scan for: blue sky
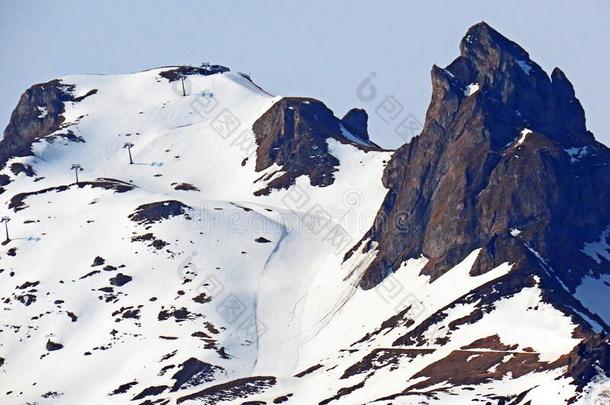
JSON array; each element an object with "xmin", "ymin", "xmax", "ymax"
[{"xmin": 1, "ymin": 0, "xmax": 609, "ymax": 148}]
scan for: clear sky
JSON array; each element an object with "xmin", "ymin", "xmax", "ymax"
[{"xmin": 1, "ymin": 0, "xmax": 609, "ymax": 148}]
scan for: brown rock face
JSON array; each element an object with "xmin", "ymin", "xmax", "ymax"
[
  {"xmin": 354, "ymin": 22, "xmax": 610, "ymax": 290},
  {"xmin": 0, "ymin": 80, "xmax": 96, "ymax": 169},
  {"xmin": 567, "ymin": 334, "xmax": 610, "ymax": 386},
  {"xmin": 252, "ymin": 97, "xmax": 378, "ymax": 195},
  {"xmin": 252, "ymin": 98, "xmax": 340, "ymax": 195}
]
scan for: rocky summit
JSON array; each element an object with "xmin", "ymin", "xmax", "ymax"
[{"xmin": 0, "ymin": 22, "xmax": 609, "ymax": 404}]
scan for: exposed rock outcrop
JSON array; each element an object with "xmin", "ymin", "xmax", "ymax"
[
  {"xmin": 341, "ymin": 108, "xmax": 369, "ymax": 142},
  {"xmin": 158, "ymin": 64, "xmax": 230, "ymax": 82},
  {"xmin": 128, "ymin": 200, "xmax": 191, "ymax": 224},
  {"xmin": 0, "ymin": 80, "xmax": 96, "ymax": 169},
  {"xmin": 252, "ymin": 98, "xmax": 378, "ymax": 195},
  {"xmin": 352, "ymin": 22, "xmax": 610, "ymax": 294},
  {"xmin": 566, "ymin": 334, "xmax": 610, "ymax": 386}
]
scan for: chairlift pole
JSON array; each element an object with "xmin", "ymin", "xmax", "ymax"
[
  {"xmin": 1, "ymin": 217, "xmax": 10, "ymax": 242},
  {"xmin": 70, "ymin": 164, "xmax": 82, "ymax": 184},
  {"xmin": 124, "ymin": 142, "xmax": 134, "ymax": 164}
]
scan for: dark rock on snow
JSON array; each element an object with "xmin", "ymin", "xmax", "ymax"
[
  {"xmin": 0, "ymin": 80, "xmax": 96, "ymax": 169},
  {"xmin": 9, "ymin": 162, "xmax": 36, "ymax": 177},
  {"xmin": 128, "ymin": 200, "xmax": 191, "ymax": 224},
  {"xmin": 176, "ymin": 376, "xmax": 276, "ymax": 404},
  {"xmin": 109, "ymin": 273, "xmax": 132, "ymax": 287},
  {"xmin": 341, "ymin": 108, "xmax": 370, "ymax": 142},
  {"xmin": 252, "ymin": 97, "xmax": 379, "ymax": 195},
  {"xmin": 9, "ymin": 179, "xmax": 134, "ymax": 212},
  {"xmin": 158, "ymin": 64, "xmax": 230, "ymax": 82},
  {"xmin": 109, "ymin": 380, "xmax": 138, "ymax": 396},
  {"xmin": 131, "ymin": 384, "xmax": 168, "ymax": 401},
  {"xmin": 46, "ymin": 340, "xmax": 63, "ymax": 352},
  {"xmin": 170, "ymin": 357, "xmax": 222, "ymax": 391}
]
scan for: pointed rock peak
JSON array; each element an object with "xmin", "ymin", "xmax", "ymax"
[
  {"xmin": 460, "ymin": 21, "xmax": 529, "ymax": 62},
  {"xmin": 551, "ymin": 67, "xmax": 576, "ymax": 98},
  {"xmin": 551, "ymin": 66, "xmax": 567, "ymax": 80},
  {"xmin": 353, "ymin": 23, "xmax": 610, "ymax": 293},
  {"xmin": 341, "ymin": 108, "xmax": 369, "ymax": 142},
  {"xmin": 430, "ymin": 64, "xmax": 463, "ymax": 96},
  {"xmin": 431, "ymin": 64, "xmax": 456, "ymax": 84},
  {"xmin": 427, "ymin": 23, "xmax": 588, "ymax": 140}
]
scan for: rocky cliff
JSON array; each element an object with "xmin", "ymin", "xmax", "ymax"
[{"xmin": 352, "ymin": 22, "xmax": 610, "ymax": 294}]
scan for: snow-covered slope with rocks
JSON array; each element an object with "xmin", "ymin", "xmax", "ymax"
[{"xmin": 1, "ymin": 24, "xmax": 609, "ymax": 405}]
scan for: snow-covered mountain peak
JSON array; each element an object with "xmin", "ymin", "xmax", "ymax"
[
  {"xmin": 2, "ymin": 64, "xmax": 383, "ymax": 204},
  {"xmin": 1, "ymin": 25, "xmax": 609, "ymax": 405}
]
